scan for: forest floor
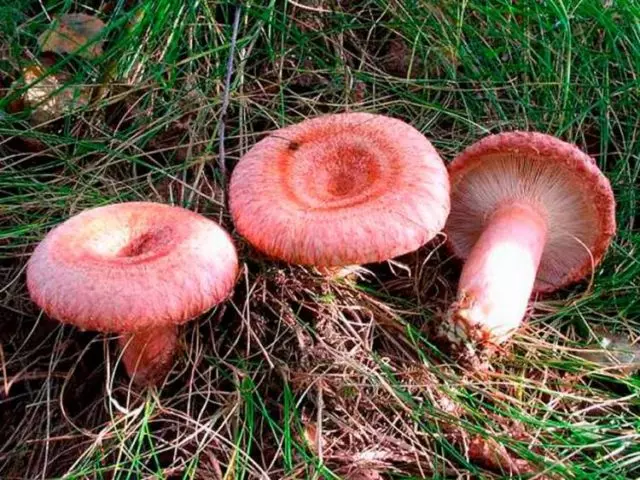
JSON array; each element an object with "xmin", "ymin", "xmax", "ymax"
[{"xmin": 1, "ymin": 1, "xmax": 639, "ymax": 479}]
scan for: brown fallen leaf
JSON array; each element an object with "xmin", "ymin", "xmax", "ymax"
[
  {"xmin": 467, "ymin": 435, "xmax": 538, "ymax": 476},
  {"xmin": 38, "ymin": 13, "xmax": 106, "ymax": 59},
  {"xmin": 301, "ymin": 419, "xmax": 327, "ymax": 454},
  {"xmin": 17, "ymin": 64, "xmax": 92, "ymax": 125}
]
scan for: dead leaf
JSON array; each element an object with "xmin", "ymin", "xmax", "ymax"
[
  {"xmin": 38, "ymin": 13, "xmax": 106, "ymax": 59},
  {"xmin": 15, "ymin": 64, "xmax": 91, "ymax": 125},
  {"xmin": 467, "ymin": 435, "xmax": 537, "ymax": 476},
  {"xmin": 579, "ymin": 333, "xmax": 640, "ymax": 373},
  {"xmin": 302, "ymin": 420, "xmax": 326, "ymax": 454}
]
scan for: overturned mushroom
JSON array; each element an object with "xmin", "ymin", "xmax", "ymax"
[
  {"xmin": 441, "ymin": 131, "xmax": 616, "ymax": 358},
  {"xmin": 26, "ymin": 202, "xmax": 238, "ymax": 386},
  {"xmin": 229, "ymin": 112, "xmax": 450, "ymax": 270}
]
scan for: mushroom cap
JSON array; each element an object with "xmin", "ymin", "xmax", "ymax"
[
  {"xmin": 445, "ymin": 131, "xmax": 616, "ymax": 293},
  {"xmin": 229, "ymin": 112, "xmax": 450, "ymax": 267},
  {"xmin": 26, "ymin": 202, "xmax": 239, "ymax": 333}
]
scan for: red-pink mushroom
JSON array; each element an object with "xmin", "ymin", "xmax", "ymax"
[
  {"xmin": 229, "ymin": 112, "xmax": 450, "ymax": 269},
  {"xmin": 441, "ymin": 131, "xmax": 616, "ymax": 355},
  {"xmin": 26, "ymin": 202, "xmax": 239, "ymax": 386}
]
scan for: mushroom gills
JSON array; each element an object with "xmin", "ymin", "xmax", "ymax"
[{"xmin": 442, "ymin": 131, "xmax": 616, "ymax": 363}]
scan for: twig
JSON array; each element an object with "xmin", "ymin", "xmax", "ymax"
[
  {"xmin": 289, "ymin": 0, "xmax": 333, "ymax": 13},
  {"xmin": 218, "ymin": 4, "xmax": 242, "ymax": 189}
]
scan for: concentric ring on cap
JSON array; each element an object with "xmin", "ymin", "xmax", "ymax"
[{"xmin": 229, "ymin": 112, "xmax": 451, "ymax": 267}]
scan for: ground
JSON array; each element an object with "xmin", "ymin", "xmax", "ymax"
[{"xmin": 1, "ymin": 1, "xmax": 639, "ymax": 479}]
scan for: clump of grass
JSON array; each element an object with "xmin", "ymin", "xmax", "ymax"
[{"xmin": 1, "ymin": 0, "xmax": 639, "ymax": 478}]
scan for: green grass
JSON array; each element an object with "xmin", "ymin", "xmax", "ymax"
[{"xmin": 1, "ymin": 0, "xmax": 639, "ymax": 478}]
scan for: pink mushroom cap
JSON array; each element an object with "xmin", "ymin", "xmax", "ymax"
[
  {"xmin": 26, "ymin": 202, "xmax": 239, "ymax": 333},
  {"xmin": 446, "ymin": 131, "xmax": 616, "ymax": 293},
  {"xmin": 229, "ymin": 112, "xmax": 451, "ymax": 267}
]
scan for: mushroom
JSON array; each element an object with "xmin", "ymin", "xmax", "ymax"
[
  {"xmin": 26, "ymin": 202, "xmax": 239, "ymax": 386},
  {"xmin": 441, "ymin": 131, "xmax": 616, "ymax": 356},
  {"xmin": 229, "ymin": 112, "xmax": 450, "ymax": 271}
]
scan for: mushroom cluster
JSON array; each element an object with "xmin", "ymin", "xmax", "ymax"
[{"xmin": 24, "ymin": 115, "xmax": 618, "ymax": 387}]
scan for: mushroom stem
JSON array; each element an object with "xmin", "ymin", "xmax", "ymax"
[
  {"xmin": 447, "ymin": 201, "xmax": 547, "ymax": 347},
  {"xmin": 119, "ymin": 327, "xmax": 178, "ymax": 386}
]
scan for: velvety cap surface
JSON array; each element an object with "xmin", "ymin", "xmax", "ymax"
[
  {"xmin": 229, "ymin": 112, "xmax": 450, "ymax": 267},
  {"xmin": 27, "ymin": 202, "xmax": 239, "ymax": 332},
  {"xmin": 445, "ymin": 131, "xmax": 616, "ymax": 292}
]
